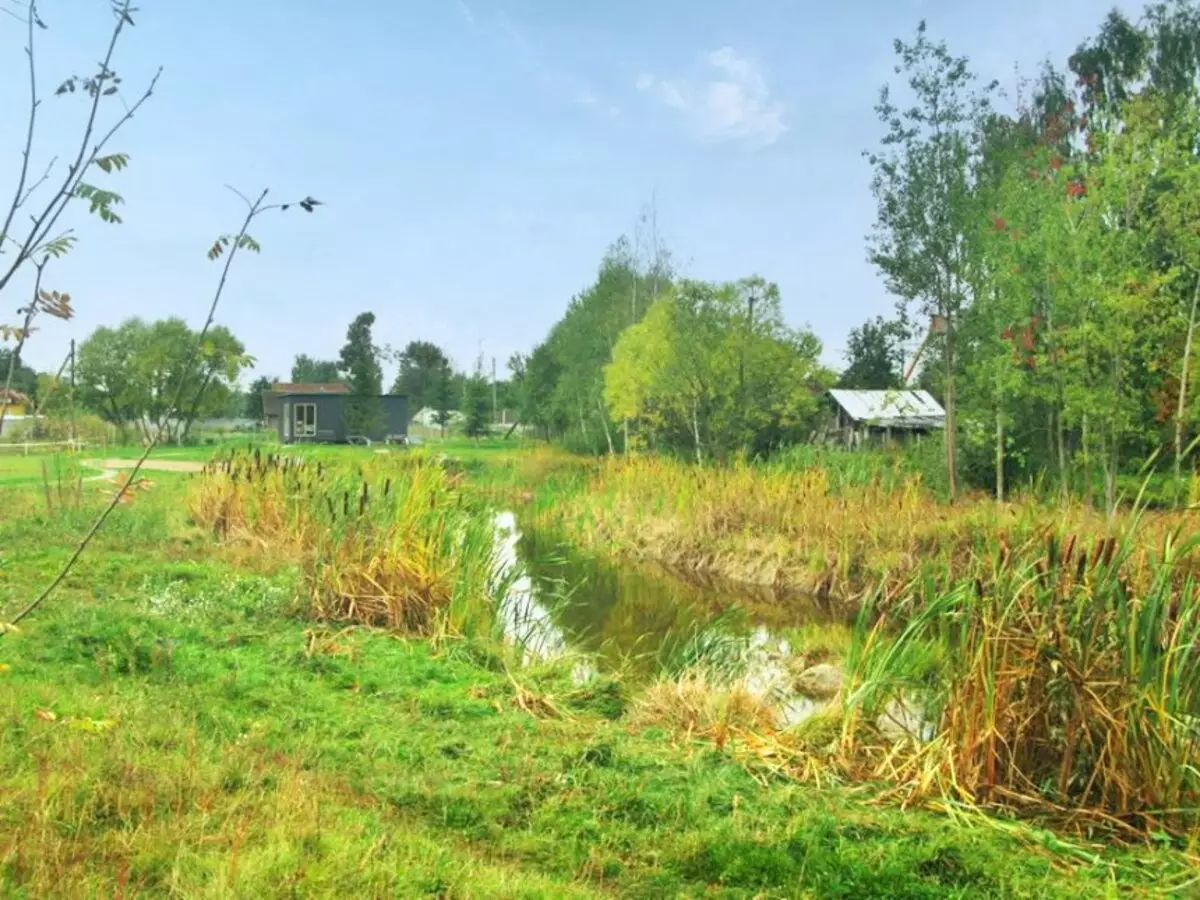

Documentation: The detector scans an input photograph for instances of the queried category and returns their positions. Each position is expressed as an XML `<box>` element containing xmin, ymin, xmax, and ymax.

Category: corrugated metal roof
<box><xmin>828</xmin><ymin>389</ymin><xmax>945</xmax><ymax>429</ymax></box>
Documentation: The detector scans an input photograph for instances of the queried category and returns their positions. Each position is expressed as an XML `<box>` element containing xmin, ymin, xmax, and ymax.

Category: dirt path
<box><xmin>85</xmin><ymin>458</ymin><xmax>206</xmax><ymax>474</ymax></box>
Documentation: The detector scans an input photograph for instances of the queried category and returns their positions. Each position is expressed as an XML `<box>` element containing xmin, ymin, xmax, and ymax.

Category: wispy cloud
<box><xmin>637</xmin><ymin>47</ymin><xmax>786</xmax><ymax>147</ymax></box>
<box><xmin>490</xmin><ymin>11</ymin><xmax>616</xmax><ymax>114</ymax></box>
<box><xmin>454</xmin><ymin>0</ymin><xmax>477</xmax><ymax>29</ymax></box>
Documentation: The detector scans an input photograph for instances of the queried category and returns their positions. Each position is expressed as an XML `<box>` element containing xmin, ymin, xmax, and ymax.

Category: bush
<box><xmin>0</xmin><ymin>413</ymin><xmax>113</xmax><ymax>445</ymax></box>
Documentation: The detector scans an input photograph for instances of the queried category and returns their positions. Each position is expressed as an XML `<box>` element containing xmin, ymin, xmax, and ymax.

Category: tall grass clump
<box><xmin>845</xmin><ymin>525</ymin><xmax>1200</xmax><ymax>837</ymax></box>
<box><xmin>188</xmin><ymin>449</ymin><xmax>497</xmax><ymax>636</ymax></box>
<box><xmin>537</xmin><ymin>452</ymin><xmax>1200</xmax><ymax>608</ymax></box>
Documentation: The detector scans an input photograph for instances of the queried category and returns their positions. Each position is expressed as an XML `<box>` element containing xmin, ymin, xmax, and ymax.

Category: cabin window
<box><xmin>294</xmin><ymin>403</ymin><xmax>317</xmax><ymax>437</ymax></box>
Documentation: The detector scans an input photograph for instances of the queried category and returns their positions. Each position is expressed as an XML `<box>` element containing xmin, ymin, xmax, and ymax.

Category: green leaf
<box><xmin>94</xmin><ymin>153</ymin><xmax>130</xmax><ymax>174</ymax></box>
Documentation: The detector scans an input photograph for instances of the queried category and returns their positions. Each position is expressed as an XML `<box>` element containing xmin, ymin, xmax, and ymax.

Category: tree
<box><xmin>606</xmin><ymin>278</ymin><xmax>827</xmax><ymax>462</ymax></box>
<box><xmin>867</xmin><ymin>21</ymin><xmax>995</xmax><ymax>499</ymax></box>
<box><xmin>462</xmin><ymin>357</ymin><xmax>491</xmax><ymax>438</ymax></box>
<box><xmin>290</xmin><ymin>354</ymin><xmax>342</xmax><ymax>384</ymax></box>
<box><xmin>77</xmin><ymin>318</ymin><xmax>252</xmax><ymax>442</ymax></box>
<box><xmin>391</xmin><ymin>341</ymin><xmax>451</xmax><ymax>412</ymax></box>
<box><xmin>0</xmin><ymin>349</ymin><xmax>38</xmax><ymax>402</ymax></box>
<box><xmin>244</xmin><ymin>375</ymin><xmax>275</xmax><ymax>421</ymax></box>
<box><xmin>338</xmin><ymin>312</ymin><xmax>383</xmax><ymax>436</ymax></box>
<box><xmin>838</xmin><ymin>316</ymin><xmax>911</xmax><ymax>389</ymax></box>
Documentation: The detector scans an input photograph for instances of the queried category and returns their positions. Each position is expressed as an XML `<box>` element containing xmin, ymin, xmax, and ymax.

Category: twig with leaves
<box><xmin>0</xmin><ymin>0</ymin><xmax>159</xmax><ymax>292</ymax></box>
<box><xmin>0</xmin><ymin>0</ymin><xmax>158</xmax><ymax>438</ymax></box>
<box><xmin>0</xmin><ymin>260</ymin><xmax>72</xmax><ymax>436</ymax></box>
<box><xmin>1</xmin><ymin>188</ymin><xmax>322</xmax><ymax>632</ymax></box>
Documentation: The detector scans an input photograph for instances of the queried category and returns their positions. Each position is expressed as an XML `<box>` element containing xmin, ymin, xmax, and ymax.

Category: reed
<box><xmin>188</xmin><ymin>449</ymin><xmax>498</xmax><ymax>637</ymax></box>
<box><xmin>836</xmin><ymin>522</ymin><xmax>1200</xmax><ymax>838</ymax></box>
<box><xmin>535</xmin><ymin>453</ymin><xmax>1200</xmax><ymax>608</ymax></box>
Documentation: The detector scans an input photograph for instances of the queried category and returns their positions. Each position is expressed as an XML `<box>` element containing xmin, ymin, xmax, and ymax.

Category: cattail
<box><xmin>326</xmin><ymin>495</ymin><xmax>335</xmax><ymax>519</ymax></box>
<box><xmin>343</xmin><ymin>491</ymin><xmax>350</xmax><ymax>518</ymax></box>
<box><xmin>1102</xmin><ymin>536</ymin><xmax>1117</xmax><ymax>567</ymax></box>
<box><xmin>359</xmin><ymin>482</ymin><xmax>369</xmax><ymax>516</ymax></box>
<box><xmin>383</xmin><ymin>478</ymin><xmax>392</xmax><ymax>498</ymax></box>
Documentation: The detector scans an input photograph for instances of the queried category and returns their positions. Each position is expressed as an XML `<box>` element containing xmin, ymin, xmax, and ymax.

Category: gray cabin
<box><xmin>262</xmin><ymin>382</ymin><xmax>348</xmax><ymax>432</ymax></box>
<box><xmin>272</xmin><ymin>392</ymin><xmax>409</xmax><ymax>444</ymax></box>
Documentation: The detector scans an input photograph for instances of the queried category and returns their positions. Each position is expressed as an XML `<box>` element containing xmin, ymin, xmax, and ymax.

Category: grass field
<box><xmin>1</xmin><ymin>442</ymin><xmax>1197</xmax><ymax>896</ymax></box>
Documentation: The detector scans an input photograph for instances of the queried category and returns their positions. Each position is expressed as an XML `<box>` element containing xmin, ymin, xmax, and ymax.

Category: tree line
<box><xmin>507</xmin><ymin>227</ymin><xmax>836</xmax><ymax>461</ymax></box>
<box><xmin>6</xmin><ymin>310</ymin><xmax>516</xmax><ymax>442</ymax></box>
<box><xmin>513</xmin><ymin>0</ymin><xmax>1200</xmax><ymax>513</ymax></box>
<box><xmin>851</xmin><ymin>1</ymin><xmax>1200</xmax><ymax>510</ymax></box>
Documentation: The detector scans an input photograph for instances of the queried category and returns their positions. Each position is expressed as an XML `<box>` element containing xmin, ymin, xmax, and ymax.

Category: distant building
<box><xmin>272</xmin><ymin>391</ymin><xmax>409</xmax><ymax>445</ymax></box>
<box><xmin>825</xmin><ymin>389</ymin><xmax>944</xmax><ymax>449</ymax></box>
<box><xmin>410</xmin><ymin>407</ymin><xmax>464</xmax><ymax>430</ymax></box>
<box><xmin>0</xmin><ymin>389</ymin><xmax>31</xmax><ymax>438</ymax></box>
<box><xmin>0</xmin><ymin>388</ymin><xmax>29</xmax><ymax>417</ymax></box>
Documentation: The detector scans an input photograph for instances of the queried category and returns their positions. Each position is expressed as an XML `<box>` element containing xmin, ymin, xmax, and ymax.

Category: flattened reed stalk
<box><xmin>189</xmin><ymin>451</ymin><xmax>497</xmax><ymax>636</ymax></box>
<box><xmin>844</xmin><ymin>523</ymin><xmax>1200</xmax><ymax>838</ymax></box>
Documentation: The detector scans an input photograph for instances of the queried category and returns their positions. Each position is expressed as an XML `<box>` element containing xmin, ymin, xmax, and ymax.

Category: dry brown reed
<box><xmin>188</xmin><ymin>449</ymin><xmax>497</xmax><ymax>636</ymax></box>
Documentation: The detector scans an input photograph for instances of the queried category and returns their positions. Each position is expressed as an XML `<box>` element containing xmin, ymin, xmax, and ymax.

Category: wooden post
<box><xmin>69</xmin><ymin>338</ymin><xmax>77</xmax><ymax>449</ymax></box>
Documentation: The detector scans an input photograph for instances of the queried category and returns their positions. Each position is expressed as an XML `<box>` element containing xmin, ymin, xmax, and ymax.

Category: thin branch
<box><xmin>17</xmin><ymin>155</ymin><xmax>57</xmax><ymax>209</ymax></box>
<box><xmin>224</xmin><ymin>184</ymin><xmax>254</xmax><ymax>209</ymax></box>
<box><xmin>0</xmin><ymin>259</ymin><xmax>45</xmax><ymax>438</ymax></box>
<box><xmin>0</xmin><ymin>0</ymin><xmax>41</xmax><ymax>252</ymax></box>
<box><xmin>0</xmin><ymin>1</ymin><xmax>161</xmax><ymax>297</ymax></box>
<box><xmin>4</xmin><ymin>189</ymin><xmax>291</xmax><ymax>630</ymax></box>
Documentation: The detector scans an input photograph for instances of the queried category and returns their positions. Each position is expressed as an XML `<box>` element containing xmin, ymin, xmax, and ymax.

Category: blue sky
<box><xmin>1</xmin><ymin>0</ymin><xmax>1137</xmax><ymax>385</ymax></box>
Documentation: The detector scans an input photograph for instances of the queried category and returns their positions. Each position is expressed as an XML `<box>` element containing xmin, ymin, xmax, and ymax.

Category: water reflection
<box><xmin>493</xmin><ymin>511</ymin><xmax>933</xmax><ymax>737</ymax></box>
<box><xmin>492</xmin><ymin>511</ymin><xmax>569</xmax><ymax>663</ymax></box>
<box><xmin>514</xmin><ymin>520</ymin><xmax>839</xmax><ymax>679</ymax></box>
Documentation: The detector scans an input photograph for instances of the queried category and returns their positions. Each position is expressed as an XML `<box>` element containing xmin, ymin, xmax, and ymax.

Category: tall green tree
<box><xmin>244</xmin><ymin>375</ymin><xmax>275</xmax><ymax>420</ymax></box>
<box><xmin>838</xmin><ymin>316</ymin><xmax>911</xmax><ymax>389</ymax></box>
<box><xmin>867</xmin><ymin>21</ymin><xmax>995</xmax><ymax>499</ymax></box>
<box><xmin>606</xmin><ymin>278</ymin><xmax>828</xmax><ymax>462</ymax></box>
<box><xmin>462</xmin><ymin>357</ymin><xmax>491</xmax><ymax>439</ymax></box>
<box><xmin>338</xmin><ymin>312</ymin><xmax>383</xmax><ymax>436</ymax></box>
<box><xmin>290</xmin><ymin>354</ymin><xmax>342</xmax><ymax>384</ymax></box>
<box><xmin>77</xmin><ymin>318</ymin><xmax>251</xmax><ymax>442</ymax></box>
<box><xmin>0</xmin><ymin>348</ymin><xmax>38</xmax><ymax>402</ymax></box>
<box><xmin>391</xmin><ymin>340</ymin><xmax>452</xmax><ymax>413</ymax></box>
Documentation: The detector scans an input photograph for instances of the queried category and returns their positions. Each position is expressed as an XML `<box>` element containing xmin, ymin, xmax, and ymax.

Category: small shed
<box><xmin>276</xmin><ymin>392</ymin><xmax>409</xmax><ymax>444</ymax></box>
<box><xmin>262</xmin><ymin>382</ymin><xmax>347</xmax><ymax>430</ymax></box>
<box><xmin>826</xmin><ymin>389</ymin><xmax>944</xmax><ymax>449</ymax></box>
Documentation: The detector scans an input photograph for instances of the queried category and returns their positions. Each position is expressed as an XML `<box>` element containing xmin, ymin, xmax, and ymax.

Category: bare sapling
<box><xmin>0</xmin><ymin>0</ymin><xmax>159</xmax><ymax>437</ymax></box>
<box><xmin>2</xmin><ymin>187</ymin><xmax>321</xmax><ymax>632</ymax></box>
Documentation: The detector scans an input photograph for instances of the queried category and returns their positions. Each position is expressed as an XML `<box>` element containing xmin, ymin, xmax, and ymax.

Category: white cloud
<box><xmin>455</xmin><ymin>0</ymin><xmax>477</xmax><ymax>28</ymax></box>
<box><xmin>637</xmin><ymin>47</ymin><xmax>786</xmax><ymax>147</ymax></box>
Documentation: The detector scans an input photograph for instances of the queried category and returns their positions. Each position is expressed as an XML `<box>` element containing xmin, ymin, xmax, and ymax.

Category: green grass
<box><xmin>0</xmin><ymin>456</ymin><xmax>1194</xmax><ymax>896</ymax></box>
<box><xmin>2</xmin><ymin>579</ymin><xmax>1176</xmax><ymax>898</ymax></box>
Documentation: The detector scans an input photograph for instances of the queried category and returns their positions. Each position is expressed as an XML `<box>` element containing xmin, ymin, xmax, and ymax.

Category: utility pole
<box><xmin>69</xmin><ymin>338</ymin><xmax>77</xmax><ymax>449</ymax></box>
<box><xmin>491</xmin><ymin>356</ymin><xmax>497</xmax><ymax>425</ymax></box>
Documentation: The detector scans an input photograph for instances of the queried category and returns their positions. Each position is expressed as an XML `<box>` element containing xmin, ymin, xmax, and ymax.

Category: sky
<box><xmin>0</xmin><ymin>0</ymin><xmax>1140</xmax><ymax>386</ymax></box>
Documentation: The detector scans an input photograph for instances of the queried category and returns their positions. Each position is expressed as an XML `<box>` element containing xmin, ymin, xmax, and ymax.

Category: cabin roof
<box><xmin>827</xmin><ymin>389</ymin><xmax>945</xmax><ymax>429</ymax></box>
<box><xmin>267</xmin><ymin>382</ymin><xmax>348</xmax><ymax>395</ymax></box>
